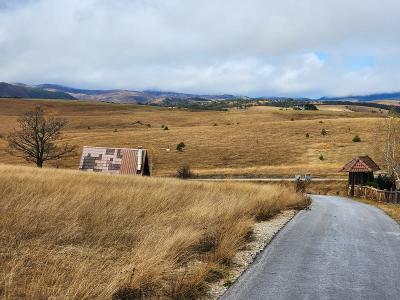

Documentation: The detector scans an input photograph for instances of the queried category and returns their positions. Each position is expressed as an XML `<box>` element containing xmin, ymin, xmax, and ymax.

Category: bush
<box><xmin>176</xmin><ymin>165</ymin><xmax>192</xmax><ymax>179</ymax></box>
<box><xmin>367</xmin><ymin>174</ymin><xmax>396</xmax><ymax>190</ymax></box>
<box><xmin>176</xmin><ymin>142</ymin><xmax>185</xmax><ymax>152</ymax></box>
<box><xmin>319</xmin><ymin>154</ymin><xmax>324</xmax><ymax>160</ymax></box>
<box><xmin>0</xmin><ymin>133</ymin><xmax>3</xmax><ymax>139</ymax></box>
<box><xmin>352</xmin><ymin>135</ymin><xmax>361</xmax><ymax>142</ymax></box>
<box><xmin>304</xmin><ymin>103</ymin><xmax>318</xmax><ymax>110</ymax></box>
<box><xmin>164</xmin><ymin>126</ymin><xmax>169</xmax><ymax>130</ymax></box>
<box><xmin>306</xmin><ymin>133</ymin><xmax>310</xmax><ymax>138</ymax></box>
<box><xmin>321</xmin><ymin>129</ymin><xmax>327</xmax><ymax>136</ymax></box>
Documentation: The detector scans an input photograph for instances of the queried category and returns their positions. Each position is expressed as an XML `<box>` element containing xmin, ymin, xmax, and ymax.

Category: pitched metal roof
<box><xmin>79</xmin><ymin>146</ymin><xmax>148</xmax><ymax>175</ymax></box>
<box><xmin>340</xmin><ymin>156</ymin><xmax>380</xmax><ymax>173</ymax></box>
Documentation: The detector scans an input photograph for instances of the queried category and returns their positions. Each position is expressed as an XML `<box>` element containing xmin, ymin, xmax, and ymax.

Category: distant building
<box><xmin>340</xmin><ymin>156</ymin><xmax>380</xmax><ymax>195</ymax></box>
<box><xmin>79</xmin><ymin>146</ymin><xmax>150</xmax><ymax>176</ymax></box>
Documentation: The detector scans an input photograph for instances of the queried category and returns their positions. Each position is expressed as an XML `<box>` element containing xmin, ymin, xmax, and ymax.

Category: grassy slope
<box><xmin>0</xmin><ymin>98</ymin><xmax>383</xmax><ymax>177</ymax></box>
<box><xmin>0</xmin><ymin>164</ymin><xmax>306</xmax><ymax>299</ymax></box>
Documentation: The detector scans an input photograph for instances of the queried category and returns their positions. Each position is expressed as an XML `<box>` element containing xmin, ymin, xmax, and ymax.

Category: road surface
<box><xmin>221</xmin><ymin>195</ymin><xmax>400</xmax><ymax>300</ymax></box>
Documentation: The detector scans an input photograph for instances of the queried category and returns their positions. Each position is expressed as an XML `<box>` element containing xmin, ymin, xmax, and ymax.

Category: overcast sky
<box><xmin>1</xmin><ymin>0</ymin><xmax>400</xmax><ymax>97</ymax></box>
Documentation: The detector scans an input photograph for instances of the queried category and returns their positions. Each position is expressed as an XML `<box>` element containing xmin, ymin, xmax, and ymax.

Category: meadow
<box><xmin>0</xmin><ymin>164</ymin><xmax>306</xmax><ymax>299</ymax></box>
<box><xmin>0</xmin><ymin>98</ymin><xmax>385</xmax><ymax>177</ymax></box>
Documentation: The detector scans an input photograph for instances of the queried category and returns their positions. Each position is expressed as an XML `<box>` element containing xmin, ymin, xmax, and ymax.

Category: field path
<box><xmin>221</xmin><ymin>195</ymin><xmax>400</xmax><ymax>300</ymax></box>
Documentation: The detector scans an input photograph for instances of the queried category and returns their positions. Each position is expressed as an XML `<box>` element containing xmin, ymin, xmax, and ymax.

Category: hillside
<box><xmin>0</xmin><ymin>98</ymin><xmax>384</xmax><ymax>178</ymax></box>
<box><xmin>320</xmin><ymin>92</ymin><xmax>400</xmax><ymax>102</ymax></box>
<box><xmin>0</xmin><ymin>82</ymin><xmax>76</xmax><ymax>100</ymax></box>
<box><xmin>38</xmin><ymin>83</ymin><xmax>238</xmax><ymax>104</ymax></box>
<box><xmin>0</xmin><ymin>164</ymin><xmax>306</xmax><ymax>299</ymax></box>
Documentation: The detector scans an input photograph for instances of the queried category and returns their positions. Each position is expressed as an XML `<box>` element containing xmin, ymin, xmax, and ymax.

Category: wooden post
<box><xmin>350</xmin><ymin>173</ymin><xmax>355</xmax><ymax>197</ymax></box>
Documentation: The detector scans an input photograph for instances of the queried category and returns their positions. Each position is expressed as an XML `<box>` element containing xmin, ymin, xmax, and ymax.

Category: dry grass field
<box><xmin>0</xmin><ymin>98</ymin><xmax>385</xmax><ymax>177</ymax></box>
<box><xmin>373</xmin><ymin>100</ymin><xmax>400</xmax><ymax>106</ymax></box>
<box><xmin>0</xmin><ymin>163</ymin><xmax>306</xmax><ymax>299</ymax></box>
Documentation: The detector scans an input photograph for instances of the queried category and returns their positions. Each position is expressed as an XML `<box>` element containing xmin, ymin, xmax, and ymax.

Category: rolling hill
<box><xmin>320</xmin><ymin>92</ymin><xmax>400</xmax><ymax>102</ymax></box>
<box><xmin>37</xmin><ymin>83</ymin><xmax>239</xmax><ymax>104</ymax></box>
<box><xmin>0</xmin><ymin>82</ymin><xmax>76</xmax><ymax>100</ymax></box>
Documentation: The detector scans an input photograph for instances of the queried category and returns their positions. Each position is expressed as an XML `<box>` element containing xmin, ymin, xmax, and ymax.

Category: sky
<box><xmin>1</xmin><ymin>0</ymin><xmax>400</xmax><ymax>98</ymax></box>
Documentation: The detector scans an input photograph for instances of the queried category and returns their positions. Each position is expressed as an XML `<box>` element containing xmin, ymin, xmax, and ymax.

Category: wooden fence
<box><xmin>352</xmin><ymin>185</ymin><xmax>400</xmax><ymax>204</ymax></box>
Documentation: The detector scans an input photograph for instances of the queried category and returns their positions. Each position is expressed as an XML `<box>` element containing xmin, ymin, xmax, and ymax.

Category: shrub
<box><xmin>114</xmin><ymin>128</ymin><xmax>118</xmax><ymax>132</ymax></box>
<box><xmin>352</xmin><ymin>135</ymin><xmax>361</xmax><ymax>142</ymax></box>
<box><xmin>164</xmin><ymin>126</ymin><xmax>169</xmax><ymax>130</ymax></box>
<box><xmin>87</xmin><ymin>126</ymin><xmax>91</xmax><ymax>130</ymax></box>
<box><xmin>161</xmin><ymin>124</ymin><xmax>165</xmax><ymax>128</ymax></box>
<box><xmin>176</xmin><ymin>142</ymin><xmax>185</xmax><ymax>152</ymax></box>
<box><xmin>367</xmin><ymin>174</ymin><xmax>396</xmax><ymax>190</ymax></box>
<box><xmin>319</xmin><ymin>154</ymin><xmax>324</xmax><ymax>160</ymax></box>
<box><xmin>0</xmin><ymin>133</ymin><xmax>3</xmax><ymax>139</ymax></box>
<box><xmin>304</xmin><ymin>103</ymin><xmax>318</xmax><ymax>110</ymax></box>
<box><xmin>306</xmin><ymin>133</ymin><xmax>310</xmax><ymax>138</ymax></box>
<box><xmin>321</xmin><ymin>129</ymin><xmax>327</xmax><ymax>136</ymax></box>
<box><xmin>176</xmin><ymin>165</ymin><xmax>192</xmax><ymax>179</ymax></box>
<box><xmin>290</xmin><ymin>118</ymin><xmax>295</xmax><ymax>121</ymax></box>
<box><xmin>213</xmin><ymin>123</ymin><xmax>218</xmax><ymax>126</ymax></box>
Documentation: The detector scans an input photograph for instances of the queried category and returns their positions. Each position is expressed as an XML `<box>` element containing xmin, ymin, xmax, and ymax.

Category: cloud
<box><xmin>1</xmin><ymin>0</ymin><xmax>400</xmax><ymax>97</ymax></box>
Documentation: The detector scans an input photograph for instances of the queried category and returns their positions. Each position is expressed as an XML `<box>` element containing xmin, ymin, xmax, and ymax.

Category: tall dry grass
<box><xmin>0</xmin><ymin>164</ymin><xmax>306</xmax><ymax>299</ymax></box>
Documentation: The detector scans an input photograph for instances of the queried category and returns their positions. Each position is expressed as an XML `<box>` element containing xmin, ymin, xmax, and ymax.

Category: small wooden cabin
<box><xmin>340</xmin><ymin>156</ymin><xmax>380</xmax><ymax>196</ymax></box>
<box><xmin>79</xmin><ymin>146</ymin><xmax>150</xmax><ymax>176</ymax></box>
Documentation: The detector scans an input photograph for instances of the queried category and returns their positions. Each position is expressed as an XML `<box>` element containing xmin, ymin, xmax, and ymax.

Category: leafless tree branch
<box><xmin>7</xmin><ymin>106</ymin><xmax>76</xmax><ymax>167</ymax></box>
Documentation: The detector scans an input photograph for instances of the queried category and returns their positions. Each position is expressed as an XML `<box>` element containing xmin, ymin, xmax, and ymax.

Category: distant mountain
<box><xmin>36</xmin><ymin>84</ymin><xmax>239</xmax><ymax>104</ymax></box>
<box><xmin>8</xmin><ymin>81</ymin><xmax>400</xmax><ymax>105</ymax></box>
<box><xmin>36</xmin><ymin>84</ymin><xmax>118</xmax><ymax>95</ymax></box>
<box><xmin>320</xmin><ymin>92</ymin><xmax>400</xmax><ymax>102</ymax></box>
<box><xmin>0</xmin><ymin>82</ymin><xmax>76</xmax><ymax>100</ymax></box>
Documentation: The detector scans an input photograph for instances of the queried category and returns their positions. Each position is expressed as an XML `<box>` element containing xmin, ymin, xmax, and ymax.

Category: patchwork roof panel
<box><xmin>79</xmin><ymin>146</ymin><xmax>147</xmax><ymax>175</ymax></box>
<box><xmin>340</xmin><ymin>156</ymin><xmax>380</xmax><ymax>173</ymax></box>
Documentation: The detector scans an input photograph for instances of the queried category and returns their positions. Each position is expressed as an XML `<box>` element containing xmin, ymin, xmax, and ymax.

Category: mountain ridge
<box><xmin>0</xmin><ymin>82</ymin><xmax>76</xmax><ymax>100</ymax></box>
<box><xmin>2</xmin><ymin>81</ymin><xmax>400</xmax><ymax>104</ymax></box>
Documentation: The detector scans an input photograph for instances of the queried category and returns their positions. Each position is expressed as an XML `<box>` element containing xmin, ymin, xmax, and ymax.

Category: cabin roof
<box><xmin>79</xmin><ymin>146</ymin><xmax>148</xmax><ymax>175</ymax></box>
<box><xmin>340</xmin><ymin>156</ymin><xmax>380</xmax><ymax>173</ymax></box>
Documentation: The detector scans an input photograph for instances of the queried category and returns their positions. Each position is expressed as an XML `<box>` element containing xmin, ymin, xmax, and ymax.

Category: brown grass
<box><xmin>305</xmin><ymin>181</ymin><xmax>348</xmax><ymax>196</ymax></box>
<box><xmin>0</xmin><ymin>98</ymin><xmax>384</xmax><ymax>177</ymax></box>
<box><xmin>0</xmin><ymin>163</ymin><xmax>307</xmax><ymax>299</ymax></box>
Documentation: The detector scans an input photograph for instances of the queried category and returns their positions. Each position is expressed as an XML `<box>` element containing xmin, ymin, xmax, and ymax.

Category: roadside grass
<box><xmin>305</xmin><ymin>181</ymin><xmax>347</xmax><ymax>196</ymax></box>
<box><xmin>258</xmin><ymin>180</ymin><xmax>347</xmax><ymax>197</ymax></box>
<box><xmin>0</xmin><ymin>98</ymin><xmax>382</xmax><ymax>177</ymax></box>
<box><xmin>0</xmin><ymin>163</ymin><xmax>307</xmax><ymax>299</ymax></box>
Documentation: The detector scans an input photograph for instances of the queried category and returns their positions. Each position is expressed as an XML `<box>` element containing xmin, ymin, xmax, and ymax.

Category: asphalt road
<box><xmin>221</xmin><ymin>195</ymin><xmax>400</xmax><ymax>300</ymax></box>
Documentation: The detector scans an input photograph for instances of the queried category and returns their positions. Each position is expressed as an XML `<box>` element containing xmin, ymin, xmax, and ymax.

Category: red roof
<box><xmin>340</xmin><ymin>156</ymin><xmax>380</xmax><ymax>173</ymax></box>
<box><xmin>79</xmin><ymin>146</ymin><xmax>149</xmax><ymax>175</ymax></box>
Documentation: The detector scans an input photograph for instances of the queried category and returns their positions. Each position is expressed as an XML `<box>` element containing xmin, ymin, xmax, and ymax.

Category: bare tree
<box><xmin>379</xmin><ymin>116</ymin><xmax>400</xmax><ymax>183</ymax></box>
<box><xmin>7</xmin><ymin>106</ymin><xmax>76</xmax><ymax>167</ymax></box>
